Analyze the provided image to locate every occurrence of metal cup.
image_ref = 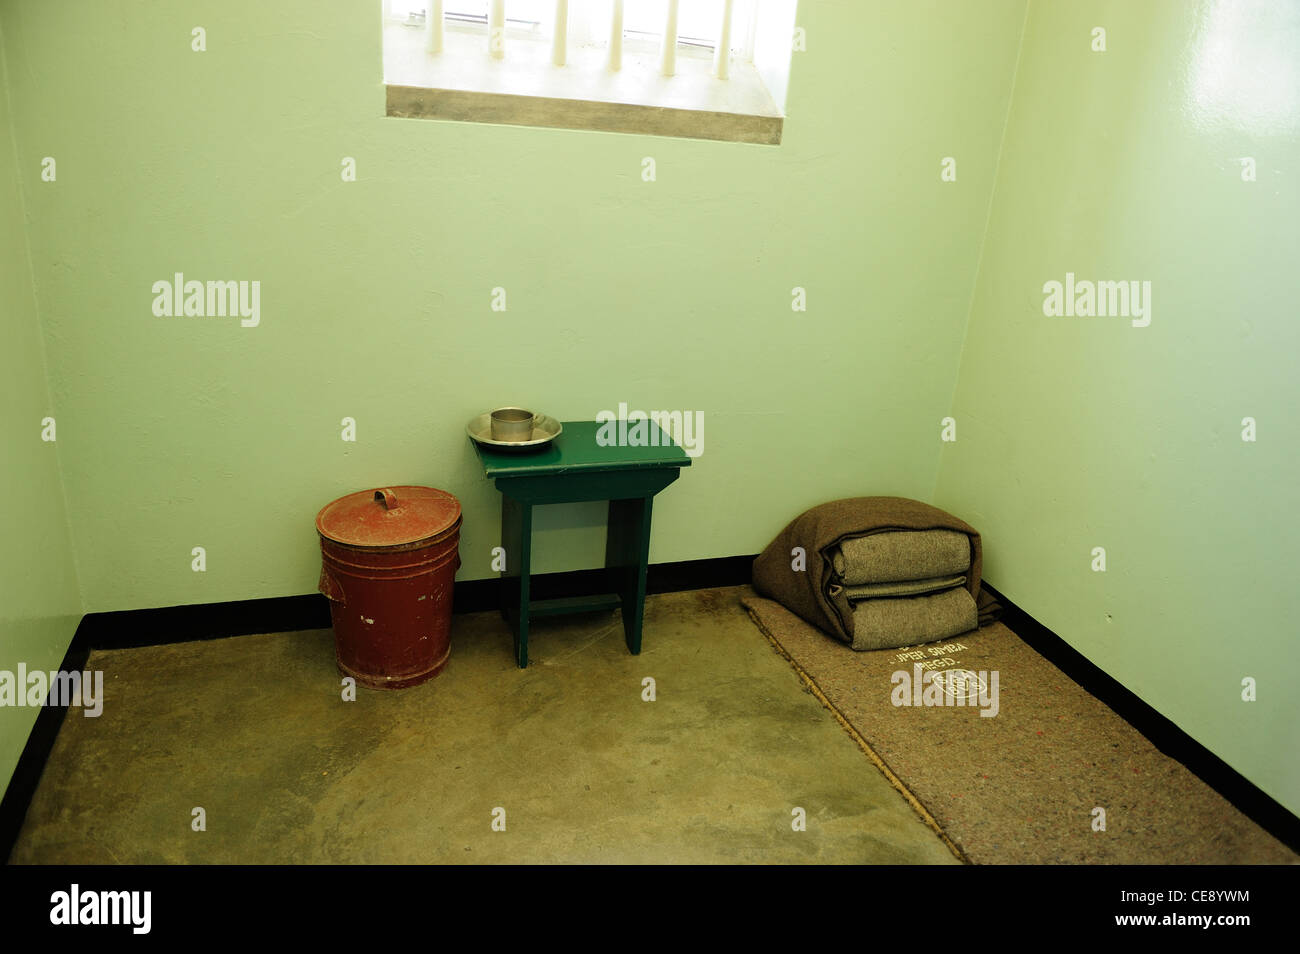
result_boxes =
[490,407,536,442]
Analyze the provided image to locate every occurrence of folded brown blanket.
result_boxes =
[829,575,967,600]
[977,587,1002,626]
[752,496,982,645]
[850,587,978,650]
[832,530,971,584]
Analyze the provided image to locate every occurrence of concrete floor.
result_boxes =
[12,586,959,864]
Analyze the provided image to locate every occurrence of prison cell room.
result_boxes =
[1,0,1296,905]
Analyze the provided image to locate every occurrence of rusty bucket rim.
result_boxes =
[315,485,462,549]
[316,515,462,551]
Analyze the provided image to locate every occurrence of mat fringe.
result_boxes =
[744,605,971,865]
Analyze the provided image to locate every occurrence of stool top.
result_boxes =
[472,420,692,478]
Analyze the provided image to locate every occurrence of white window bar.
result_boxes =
[489,0,506,59]
[714,0,734,79]
[428,0,445,54]
[552,0,568,66]
[608,0,624,72]
[660,0,679,77]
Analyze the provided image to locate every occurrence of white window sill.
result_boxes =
[382,22,783,145]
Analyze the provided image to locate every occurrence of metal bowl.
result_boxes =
[466,412,562,452]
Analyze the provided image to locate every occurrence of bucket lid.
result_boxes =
[316,486,461,548]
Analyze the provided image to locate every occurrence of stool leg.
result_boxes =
[501,494,532,668]
[605,496,653,655]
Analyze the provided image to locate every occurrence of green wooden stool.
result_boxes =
[472,420,691,668]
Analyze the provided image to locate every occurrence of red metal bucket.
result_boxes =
[316,486,462,690]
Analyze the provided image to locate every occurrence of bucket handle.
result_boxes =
[374,488,399,511]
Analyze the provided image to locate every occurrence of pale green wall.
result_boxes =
[933,0,1300,812]
[0,25,83,795]
[1,0,1026,612]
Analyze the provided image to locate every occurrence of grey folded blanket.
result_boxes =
[752,497,982,646]
[829,575,967,600]
[832,530,972,584]
[851,587,979,651]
